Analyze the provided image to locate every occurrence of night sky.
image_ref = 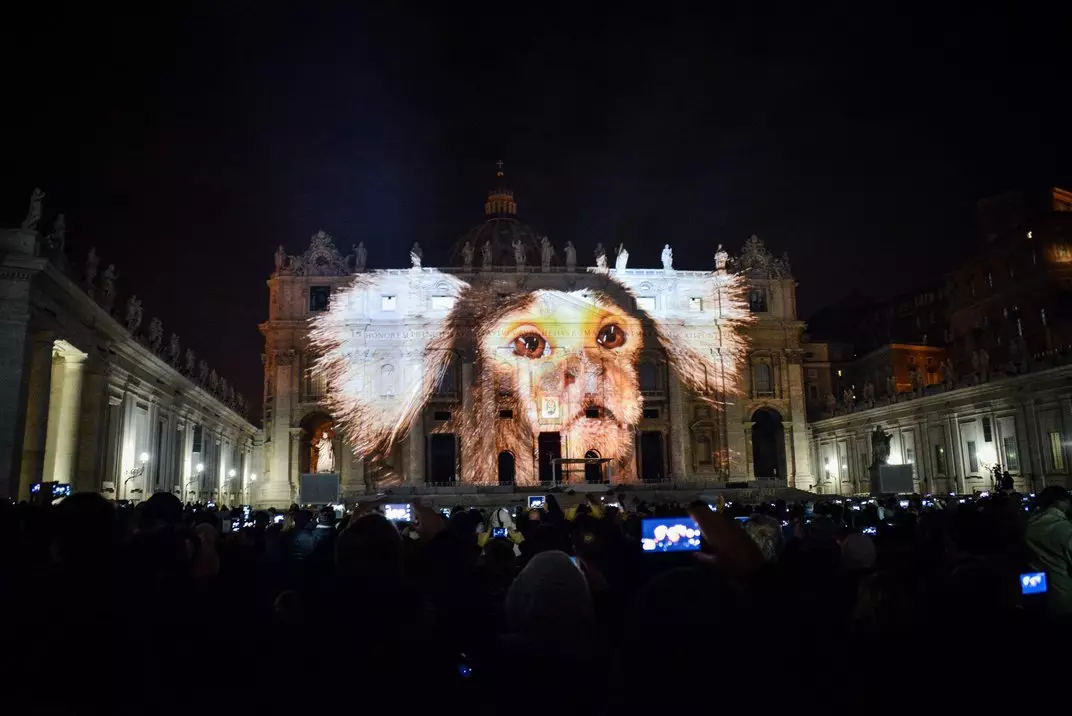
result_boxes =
[3,3,1069,417]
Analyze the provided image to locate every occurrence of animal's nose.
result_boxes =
[564,371,576,388]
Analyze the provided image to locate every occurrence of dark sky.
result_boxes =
[3,3,1069,416]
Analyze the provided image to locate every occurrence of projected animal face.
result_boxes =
[310,269,750,487]
[480,290,644,469]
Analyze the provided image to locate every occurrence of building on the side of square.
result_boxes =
[257,169,814,505]
[0,193,259,504]
[805,187,1072,496]
[808,363,1072,495]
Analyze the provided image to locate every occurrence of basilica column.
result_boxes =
[407,415,426,485]
[667,372,688,478]
[289,428,302,502]
[41,341,88,485]
[782,423,795,488]
[17,333,55,499]
[744,423,754,481]
[265,351,295,506]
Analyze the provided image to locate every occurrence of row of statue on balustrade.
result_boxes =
[816,347,1043,417]
[276,236,736,275]
[18,188,246,416]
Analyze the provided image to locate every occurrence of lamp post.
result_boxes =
[124,452,150,502]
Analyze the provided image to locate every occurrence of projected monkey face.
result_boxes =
[481,290,644,457]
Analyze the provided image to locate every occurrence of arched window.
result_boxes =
[754,362,773,397]
[497,451,515,485]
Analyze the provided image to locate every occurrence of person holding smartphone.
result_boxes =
[477,507,524,555]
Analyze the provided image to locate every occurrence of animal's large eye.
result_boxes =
[596,324,626,349]
[512,333,547,359]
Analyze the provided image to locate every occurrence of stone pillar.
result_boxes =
[407,414,426,484]
[102,394,123,497]
[744,423,754,480]
[74,366,108,493]
[264,352,295,506]
[289,428,302,503]
[17,333,55,499]
[946,413,963,493]
[41,342,88,485]
[667,372,688,478]
[782,423,795,488]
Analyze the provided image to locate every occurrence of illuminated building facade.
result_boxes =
[807,187,1072,495]
[0,199,259,503]
[257,170,814,505]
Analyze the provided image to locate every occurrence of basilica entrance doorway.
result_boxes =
[751,408,786,480]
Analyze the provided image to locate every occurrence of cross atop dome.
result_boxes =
[485,159,516,217]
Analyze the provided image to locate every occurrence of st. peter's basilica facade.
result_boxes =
[257,170,813,505]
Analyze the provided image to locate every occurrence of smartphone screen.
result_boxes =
[439,507,452,518]
[1021,572,1047,595]
[735,516,749,523]
[384,504,412,522]
[527,496,546,509]
[491,527,508,539]
[640,517,702,553]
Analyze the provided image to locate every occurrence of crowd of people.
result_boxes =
[3,482,1071,713]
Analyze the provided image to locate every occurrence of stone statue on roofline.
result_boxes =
[564,241,577,272]
[461,240,473,271]
[21,188,45,231]
[661,244,673,271]
[354,241,367,272]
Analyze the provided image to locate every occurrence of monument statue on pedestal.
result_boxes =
[21,188,45,231]
[168,333,181,365]
[101,264,118,312]
[481,240,492,270]
[84,247,99,293]
[661,244,673,271]
[47,214,66,252]
[564,241,577,272]
[714,244,728,271]
[125,296,143,334]
[594,243,607,272]
[512,238,526,271]
[354,241,367,272]
[870,426,892,468]
[148,317,164,353]
[461,240,473,271]
[615,244,629,271]
[540,236,554,272]
[314,431,336,473]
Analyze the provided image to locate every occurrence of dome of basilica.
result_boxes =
[449,163,545,266]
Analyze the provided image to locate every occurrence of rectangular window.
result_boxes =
[192,424,203,453]
[1003,436,1020,472]
[642,408,659,419]
[381,295,397,311]
[1049,432,1065,471]
[689,297,703,312]
[584,407,602,419]
[433,411,451,421]
[498,409,514,419]
[967,441,979,473]
[748,289,768,313]
[982,417,993,442]
[431,296,455,311]
[309,286,331,312]
[934,445,946,475]
[636,296,656,311]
